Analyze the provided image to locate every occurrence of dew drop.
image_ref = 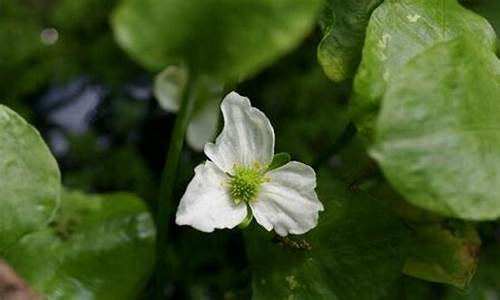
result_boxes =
[40,28,59,45]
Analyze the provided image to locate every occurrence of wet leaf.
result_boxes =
[4,190,155,300]
[0,106,155,299]
[317,0,383,81]
[0,105,60,251]
[111,0,322,81]
[371,38,500,220]
[350,0,496,139]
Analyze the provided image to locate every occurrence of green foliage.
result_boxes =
[0,105,155,299]
[3,0,500,298]
[373,185,481,289]
[0,105,60,249]
[371,38,500,220]
[349,0,496,138]
[245,172,412,299]
[317,0,383,81]
[403,222,480,289]
[6,190,155,299]
[111,0,322,81]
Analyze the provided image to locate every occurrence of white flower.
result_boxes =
[175,92,324,236]
[154,65,223,151]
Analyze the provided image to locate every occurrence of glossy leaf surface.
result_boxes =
[0,105,60,250]
[371,38,500,220]
[317,0,383,81]
[5,190,155,299]
[112,0,322,80]
[350,0,496,138]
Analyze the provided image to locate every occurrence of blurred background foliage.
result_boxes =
[1,0,500,299]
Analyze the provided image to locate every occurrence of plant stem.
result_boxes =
[154,73,197,299]
[312,122,357,169]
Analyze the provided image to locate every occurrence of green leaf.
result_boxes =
[403,222,480,289]
[111,0,322,81]
[0,106,155,298]
[367,184,480,289]
[350,0,497,139]
[317,0,383,81]
[245,172,411,299]
[4,190,155,299]
[445,246,500,300]
[371,38,500,220]
[267,152,291,171]
[0,105,60,251]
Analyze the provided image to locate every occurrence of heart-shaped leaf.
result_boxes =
[349,0,496,139]
[0,105,155,299]
[371,38,500,220]
[0,105,60,251]
[111,0,322,81]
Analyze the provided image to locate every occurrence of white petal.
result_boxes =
[175,161,247,232]
[154,65,187,112]
[204,92,275,174]
[250,162,323,236]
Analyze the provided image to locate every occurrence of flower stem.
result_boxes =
[154,72,197,299]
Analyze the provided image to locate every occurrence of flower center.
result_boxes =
[228,165,266,204]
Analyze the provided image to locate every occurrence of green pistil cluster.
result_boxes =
[228,165,266,204]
